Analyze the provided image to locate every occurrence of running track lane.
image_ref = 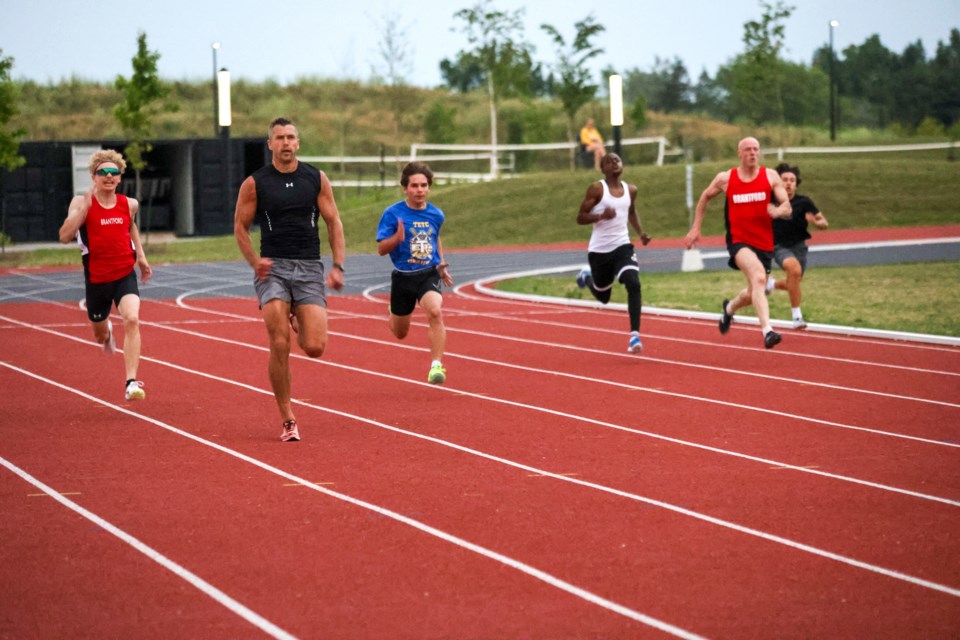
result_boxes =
[0,295,958,638]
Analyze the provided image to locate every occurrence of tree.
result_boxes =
[114,31,177,209]
[0,49,26,252]
[450,1,533,176]
[541,14,605,169]
[369,10,420,153]
[930,28,960,128]
[724,1,794,126]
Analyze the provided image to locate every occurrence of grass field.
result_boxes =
[2,156,956,336]
[495,261,960,337]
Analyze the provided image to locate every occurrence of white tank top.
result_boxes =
[588,179,631,253]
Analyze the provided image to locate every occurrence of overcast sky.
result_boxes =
[3,0,958,87]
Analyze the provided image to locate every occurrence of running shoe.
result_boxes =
[427,363,447,385]
[576,268,592,289]
[125,380,146,400]
[103,320,116,355]
[792,318,808,330]
[627,334,643,354]
[765,276,776,295]
[281,419,301,442]
[764,330,782,349]
[719,299,733,334]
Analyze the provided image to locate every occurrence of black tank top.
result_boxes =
[253,162,322,259]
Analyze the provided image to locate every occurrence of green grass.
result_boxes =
[496,262,960,337]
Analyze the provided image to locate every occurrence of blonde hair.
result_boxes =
[88,149,127,176]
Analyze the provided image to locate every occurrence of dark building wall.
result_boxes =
[0,138,266,243]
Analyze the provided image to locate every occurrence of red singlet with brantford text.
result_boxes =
[79,194,135,284]
[724,167,773,251]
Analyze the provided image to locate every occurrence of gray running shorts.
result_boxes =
[773,242,809,273]
[253,258,327,309]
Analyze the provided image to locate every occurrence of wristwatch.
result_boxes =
[332,262,345,272]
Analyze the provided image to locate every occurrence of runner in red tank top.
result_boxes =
[59,149,152,400]
[683,137,791,349]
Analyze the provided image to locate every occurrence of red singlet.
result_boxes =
[725,167,773,251]
[79,194,135,284]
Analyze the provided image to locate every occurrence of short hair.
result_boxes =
[268,117,298,139]
[775,162,802,185]
[88,149,126,176]
[400,161,433,187]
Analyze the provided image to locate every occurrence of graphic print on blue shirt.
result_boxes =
[376,200,446,271]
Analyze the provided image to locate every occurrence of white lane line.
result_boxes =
[437,300,960,378]
[329,307,960,409]
[0,361,704,640]
[0,454,297,640]
[4,356,959,602]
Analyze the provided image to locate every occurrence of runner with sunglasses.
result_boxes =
[59,149,152,400]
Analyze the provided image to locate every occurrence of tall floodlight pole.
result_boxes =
[211,42,221,137]
[609,74,623,156]
[829,21,839,141]
[218,68,232,218]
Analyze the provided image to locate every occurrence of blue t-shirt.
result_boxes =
[376,200,446,271]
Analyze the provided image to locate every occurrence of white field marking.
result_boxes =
[165,300,960,463]
[31,304,958,507]
[427,302,960,379]
[169,298,960,447]
[457,285,960,355]
[0,363,704,639]
[325,306,960,410]
[5,359,960,602]
[466,267,960,348]
[702,237,960,259]
[7,296,958,457]
[450,274,960,373]
[0,454,298,640]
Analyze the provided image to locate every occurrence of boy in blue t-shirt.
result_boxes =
[376,162,454,384]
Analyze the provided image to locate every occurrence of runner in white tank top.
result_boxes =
[575,153,652,354]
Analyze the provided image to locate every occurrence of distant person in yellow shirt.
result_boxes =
[579,117,606,171]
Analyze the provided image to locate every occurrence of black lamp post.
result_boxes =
[211,42,220,138]
[829,20,839,141]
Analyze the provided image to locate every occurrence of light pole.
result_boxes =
[211,42,220,138]
[609,74,623,156]
[829,20,838,141]
[218,67,232,217]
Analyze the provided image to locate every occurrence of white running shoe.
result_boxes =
[125,380,146,400]
[792,318,808,330]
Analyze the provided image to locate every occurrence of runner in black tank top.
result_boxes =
[234,118,347,442]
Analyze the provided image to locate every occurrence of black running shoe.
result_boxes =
[719,299,733,334]
[764,330,782,349]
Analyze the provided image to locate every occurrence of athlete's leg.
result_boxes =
[117,293,142,380]
[262,298,296,422]
[419,290,446,363]
[619,269,642,332]
[292,303,328,358]
[734,249,773,331]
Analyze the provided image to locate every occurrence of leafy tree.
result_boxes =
[930,28,960,128]
[724,1,794,126]
[423,100,458,144]
[0,49,25,173]
[449,1,533,175]
[369,11,420,154]
[691,70,726,117]
[114,31,177,206]
[629,97,648,130]
[541,14,605,168]
[440,55,485,93]
[0,49,26,252]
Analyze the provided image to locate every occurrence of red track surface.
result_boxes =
[1,284,958,638]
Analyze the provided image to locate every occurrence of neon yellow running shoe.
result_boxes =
[427,363,446,385]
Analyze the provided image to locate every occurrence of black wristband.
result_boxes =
[332,262,345,272]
